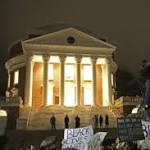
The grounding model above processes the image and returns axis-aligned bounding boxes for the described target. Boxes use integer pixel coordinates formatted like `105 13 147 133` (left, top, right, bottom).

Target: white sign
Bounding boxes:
63 126 93 150
137 120 150 149
91 132 107 149
142 120 150 139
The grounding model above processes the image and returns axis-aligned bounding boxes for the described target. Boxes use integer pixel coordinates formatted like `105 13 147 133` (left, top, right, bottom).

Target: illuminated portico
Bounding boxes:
6 27 117 108
22 54 115 107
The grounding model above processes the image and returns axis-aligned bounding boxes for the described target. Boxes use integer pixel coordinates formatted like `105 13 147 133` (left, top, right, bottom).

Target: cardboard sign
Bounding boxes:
117 117 144 142
142 120 150 139
63 126 93 150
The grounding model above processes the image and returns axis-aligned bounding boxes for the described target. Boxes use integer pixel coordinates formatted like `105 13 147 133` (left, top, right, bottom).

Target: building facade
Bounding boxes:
5 27 117 108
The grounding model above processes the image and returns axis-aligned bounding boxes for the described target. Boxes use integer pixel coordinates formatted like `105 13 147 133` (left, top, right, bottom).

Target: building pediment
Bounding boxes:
23 28 115 49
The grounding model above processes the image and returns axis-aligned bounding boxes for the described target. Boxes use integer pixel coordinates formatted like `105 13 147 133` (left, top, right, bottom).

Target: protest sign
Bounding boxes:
63 126 93 150
117 117 144 142
142 120 150 139
91 132 107 150
137 120 150 149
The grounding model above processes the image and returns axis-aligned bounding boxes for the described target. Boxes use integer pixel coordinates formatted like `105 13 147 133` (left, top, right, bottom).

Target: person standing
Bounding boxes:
75 115 80 128
94 115 98 128
99 115 103 127
105 114 109 127
50 114 56 129
64 115 69 128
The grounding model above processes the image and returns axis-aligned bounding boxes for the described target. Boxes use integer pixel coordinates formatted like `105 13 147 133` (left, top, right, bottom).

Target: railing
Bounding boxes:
0 96 21 107
115 96 143 106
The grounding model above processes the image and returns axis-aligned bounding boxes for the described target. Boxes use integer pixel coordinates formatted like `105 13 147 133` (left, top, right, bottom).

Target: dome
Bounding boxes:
8 41 23 59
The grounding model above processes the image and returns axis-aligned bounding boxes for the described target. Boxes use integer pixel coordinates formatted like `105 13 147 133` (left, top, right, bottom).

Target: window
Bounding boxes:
48 64 53 80
64 82 76 106
84 83 93 105
14 70 19 84
83 65 92 81
65 64 74 81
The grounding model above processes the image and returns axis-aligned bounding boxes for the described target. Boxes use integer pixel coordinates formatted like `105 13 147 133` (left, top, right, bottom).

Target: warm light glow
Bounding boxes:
0 110 7 116
14 70 19 84
81 57 91 64
47 82 53 105
65 57 75 64
33 55 43 62
83 65 92 81
97 58 105 64
48 64 54 80
64 82 76 106
102 65 109 106
50 56 60 63
65 64 75 80
84 83 93 105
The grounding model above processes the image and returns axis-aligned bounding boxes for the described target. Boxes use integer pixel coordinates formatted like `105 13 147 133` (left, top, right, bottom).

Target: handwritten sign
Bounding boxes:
117 117 144 142
63 126 93 150
142 120 150 139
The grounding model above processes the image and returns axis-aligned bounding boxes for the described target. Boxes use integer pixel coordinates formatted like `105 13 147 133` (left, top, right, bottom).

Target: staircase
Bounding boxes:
17 105 120 130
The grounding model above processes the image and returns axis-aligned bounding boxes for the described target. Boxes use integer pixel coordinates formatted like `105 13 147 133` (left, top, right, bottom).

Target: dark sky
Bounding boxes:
0 0 150 95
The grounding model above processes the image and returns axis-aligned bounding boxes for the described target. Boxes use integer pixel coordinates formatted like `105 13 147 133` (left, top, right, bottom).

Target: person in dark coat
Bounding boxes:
99 115 103 127
75 115 80 128
105 114 109 127
94 114 99 128
64 115 69 128
50 114 56 129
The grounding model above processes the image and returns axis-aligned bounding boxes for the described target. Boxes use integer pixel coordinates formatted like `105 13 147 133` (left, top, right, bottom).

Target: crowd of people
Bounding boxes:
49 114 109 129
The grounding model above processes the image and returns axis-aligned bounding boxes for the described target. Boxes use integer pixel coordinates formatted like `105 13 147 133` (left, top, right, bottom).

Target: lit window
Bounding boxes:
84 83 93 105
14 70 19 84
47 83 53 105
83 65 92 81
64 82 76 106
48 64 53 80
65 64 74 81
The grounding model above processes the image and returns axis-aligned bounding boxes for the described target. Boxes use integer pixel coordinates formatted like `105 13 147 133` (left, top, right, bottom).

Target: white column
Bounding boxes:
105 58 112 105
76 56 81 106
42 55 50 106
24 55 34 107
91 57 97 106
59 56 66 106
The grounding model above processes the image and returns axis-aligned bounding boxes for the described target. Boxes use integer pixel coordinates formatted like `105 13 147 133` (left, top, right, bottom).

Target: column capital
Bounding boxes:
105 58 111 64
75 56 82 63
91 57 97 64
59 55 66 62
26 54 33 62
42 55 50 62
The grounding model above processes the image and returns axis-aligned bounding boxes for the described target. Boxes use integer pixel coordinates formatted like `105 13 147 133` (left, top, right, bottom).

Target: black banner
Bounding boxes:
117 117 144 142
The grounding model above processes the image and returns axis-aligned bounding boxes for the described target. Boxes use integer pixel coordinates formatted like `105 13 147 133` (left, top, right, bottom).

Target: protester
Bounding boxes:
75 115 80 128
50 114 56 129
94 114 99 128
105 114 109 127
64 115 69 128
99 115 103 127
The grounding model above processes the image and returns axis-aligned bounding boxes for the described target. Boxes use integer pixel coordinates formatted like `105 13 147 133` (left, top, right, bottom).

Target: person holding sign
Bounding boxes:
64 115 69 128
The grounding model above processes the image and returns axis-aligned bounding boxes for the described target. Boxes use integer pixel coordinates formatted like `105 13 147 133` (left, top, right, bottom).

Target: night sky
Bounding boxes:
0 0 150 96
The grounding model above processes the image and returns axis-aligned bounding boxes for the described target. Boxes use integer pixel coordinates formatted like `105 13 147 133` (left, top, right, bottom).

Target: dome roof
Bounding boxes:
8 41 23 59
